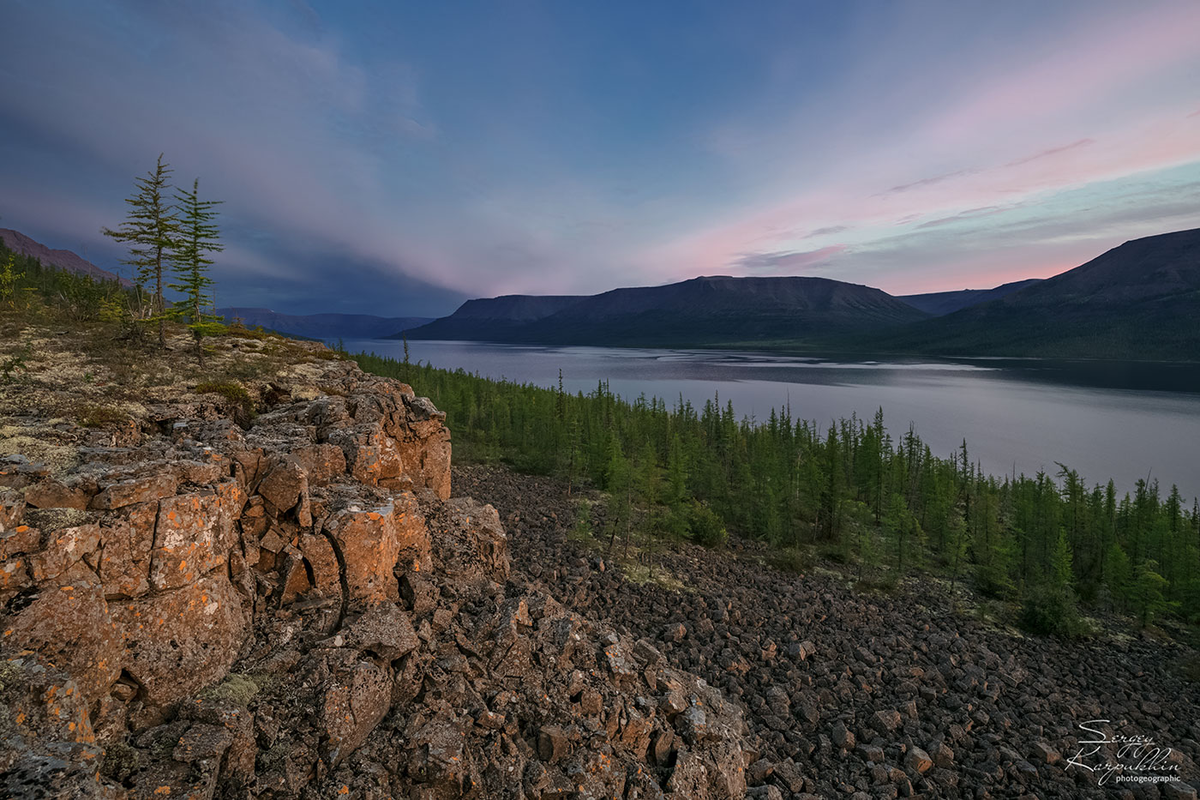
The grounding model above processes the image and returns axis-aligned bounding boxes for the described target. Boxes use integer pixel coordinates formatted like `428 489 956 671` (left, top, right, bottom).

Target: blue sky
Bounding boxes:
1 0 1198 316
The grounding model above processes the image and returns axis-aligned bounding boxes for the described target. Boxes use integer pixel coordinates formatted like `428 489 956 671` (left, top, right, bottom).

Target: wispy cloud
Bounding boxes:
1004 138 1094 168
916 205 1008 229
805 225 850 238
882 169 977 196
733 245 847 273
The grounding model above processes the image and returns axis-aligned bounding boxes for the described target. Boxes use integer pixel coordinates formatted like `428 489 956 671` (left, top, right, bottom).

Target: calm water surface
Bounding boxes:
343 339 1200 499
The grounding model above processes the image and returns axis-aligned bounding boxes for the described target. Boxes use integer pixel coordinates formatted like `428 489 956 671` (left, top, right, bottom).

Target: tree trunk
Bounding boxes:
155 253 165 348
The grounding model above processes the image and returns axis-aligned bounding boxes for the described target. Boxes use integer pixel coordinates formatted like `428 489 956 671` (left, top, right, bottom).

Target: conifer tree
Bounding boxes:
169 178 223 364
604 438 632 552
102 154 179 346
884 492 915 576
0 252 23 307
1105 541 1133 611
1130 559 1172 627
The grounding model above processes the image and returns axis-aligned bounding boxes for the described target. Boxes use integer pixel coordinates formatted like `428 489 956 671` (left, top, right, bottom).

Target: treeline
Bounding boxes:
0 238 128 321
354 351 1200 632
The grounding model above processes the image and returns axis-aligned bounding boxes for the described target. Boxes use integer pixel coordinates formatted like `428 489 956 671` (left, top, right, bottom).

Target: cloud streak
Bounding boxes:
882 169 977 196
733 245 848 273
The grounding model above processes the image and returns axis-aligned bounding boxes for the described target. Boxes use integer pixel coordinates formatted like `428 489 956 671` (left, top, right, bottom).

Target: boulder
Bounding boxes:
0 489 25 532
290 443 346 486
90 474 178 511
428 497 509 592
24 480 89 511
318 651 392 766
298 533 341 599
323 502 403 605
147 483 241 590
110 574 248 708
5 566 123 707
905 746 933 774
27 525 100 584
336 604 419 661
256 456 310 525
95 514 153 599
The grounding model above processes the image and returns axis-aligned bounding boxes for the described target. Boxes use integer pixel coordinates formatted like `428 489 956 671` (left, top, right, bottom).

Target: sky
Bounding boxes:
1 1 1199 317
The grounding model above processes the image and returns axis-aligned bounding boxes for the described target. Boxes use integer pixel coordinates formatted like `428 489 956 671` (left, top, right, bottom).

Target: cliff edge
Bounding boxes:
0 327 749 799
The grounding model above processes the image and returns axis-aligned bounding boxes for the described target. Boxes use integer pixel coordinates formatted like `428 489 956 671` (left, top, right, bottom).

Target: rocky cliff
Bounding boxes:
0 329 749 798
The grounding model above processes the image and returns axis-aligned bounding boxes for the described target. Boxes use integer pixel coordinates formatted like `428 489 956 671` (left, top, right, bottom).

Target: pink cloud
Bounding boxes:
647 105 1200 284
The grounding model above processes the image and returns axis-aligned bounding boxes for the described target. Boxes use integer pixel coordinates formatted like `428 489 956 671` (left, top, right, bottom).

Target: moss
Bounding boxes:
0 658 22 694
258 741 293 772
78 404 130 429
195 380 256 422
25 507 91 532
101 741 140 782
199 672 261 706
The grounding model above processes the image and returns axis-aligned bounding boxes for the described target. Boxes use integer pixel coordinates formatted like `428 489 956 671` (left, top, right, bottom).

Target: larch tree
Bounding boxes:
170 178 224 364
102 154 179 346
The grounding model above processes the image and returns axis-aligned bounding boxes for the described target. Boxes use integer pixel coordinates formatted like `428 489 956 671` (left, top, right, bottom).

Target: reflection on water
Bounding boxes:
342 339 1200 499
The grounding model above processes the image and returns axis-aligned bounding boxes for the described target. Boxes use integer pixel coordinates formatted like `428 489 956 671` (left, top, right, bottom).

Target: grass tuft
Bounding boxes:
195 380 256 422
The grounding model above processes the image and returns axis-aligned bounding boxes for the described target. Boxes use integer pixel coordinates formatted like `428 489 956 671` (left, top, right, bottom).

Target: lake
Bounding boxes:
342 339 1200 500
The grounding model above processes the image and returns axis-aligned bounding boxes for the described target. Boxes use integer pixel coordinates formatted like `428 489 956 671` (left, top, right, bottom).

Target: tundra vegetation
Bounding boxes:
354 352 1200 636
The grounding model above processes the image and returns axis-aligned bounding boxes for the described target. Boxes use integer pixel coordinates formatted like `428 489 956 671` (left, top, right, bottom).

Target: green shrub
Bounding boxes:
771 546 811 575
1020 583 1086 637
195 380 255 423
688 500 727 548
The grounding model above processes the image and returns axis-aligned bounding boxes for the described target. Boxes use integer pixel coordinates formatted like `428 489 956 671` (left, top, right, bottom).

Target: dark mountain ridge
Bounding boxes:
407 275 930 347
899 278 1042 316
401 294 584 341
870 227 1200 360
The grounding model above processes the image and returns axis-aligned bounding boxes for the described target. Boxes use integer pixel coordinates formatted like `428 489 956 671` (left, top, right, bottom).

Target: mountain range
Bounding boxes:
897 278 1041 316
869 227 1200 360
6 223 1198 360
403 228 1200 360
406 276 927 347
0 228 131 285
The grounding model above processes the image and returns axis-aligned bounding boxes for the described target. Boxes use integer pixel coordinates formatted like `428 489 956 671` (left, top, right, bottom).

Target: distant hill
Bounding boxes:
0 228 130 285
399 294 584 341
217 308 431 339
407 276 929 347
899 278 1041 316
871 228 1200 360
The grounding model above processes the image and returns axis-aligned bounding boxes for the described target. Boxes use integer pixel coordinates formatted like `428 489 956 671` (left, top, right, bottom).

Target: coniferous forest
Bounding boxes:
355 351 1200 633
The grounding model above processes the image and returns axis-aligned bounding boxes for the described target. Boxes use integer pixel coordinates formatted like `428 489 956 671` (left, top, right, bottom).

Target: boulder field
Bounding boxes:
0 339 748 798
457 466 1200 800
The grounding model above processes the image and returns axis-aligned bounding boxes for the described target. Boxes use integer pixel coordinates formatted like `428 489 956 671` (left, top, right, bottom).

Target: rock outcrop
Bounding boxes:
0 337 749 798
